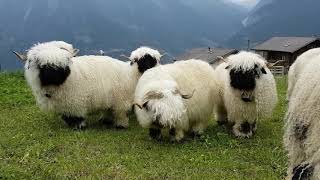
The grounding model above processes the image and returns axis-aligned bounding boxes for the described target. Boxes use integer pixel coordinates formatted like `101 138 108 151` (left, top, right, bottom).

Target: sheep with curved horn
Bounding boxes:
134 59 219 142
13 43 160 129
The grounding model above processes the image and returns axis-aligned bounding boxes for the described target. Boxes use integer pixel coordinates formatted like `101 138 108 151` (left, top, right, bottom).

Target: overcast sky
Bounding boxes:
226 0 259 8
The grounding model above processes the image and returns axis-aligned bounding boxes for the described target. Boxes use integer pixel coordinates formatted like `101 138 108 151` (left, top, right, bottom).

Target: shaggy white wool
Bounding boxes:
130 46 162 62
226 51 266 72
214 51 278 137
135 80 188 130
29 41 75 55
135 59 219 140
287 48 320 102
284 53 320 179
27 46 73 68
28 55 141 128
23 44 160 129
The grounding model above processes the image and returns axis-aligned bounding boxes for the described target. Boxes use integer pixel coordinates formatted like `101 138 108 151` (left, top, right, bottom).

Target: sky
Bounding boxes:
226 0 259 8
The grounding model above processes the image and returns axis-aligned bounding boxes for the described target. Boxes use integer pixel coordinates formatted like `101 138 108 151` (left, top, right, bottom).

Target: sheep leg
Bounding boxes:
62 115 86 130
285 123 309 179
191 121 207 137
114 113 129 129
169 128 185 142
174 129 185 142
290 163 314 180
149 128 162 141
100 108 115 126
216 105 228 126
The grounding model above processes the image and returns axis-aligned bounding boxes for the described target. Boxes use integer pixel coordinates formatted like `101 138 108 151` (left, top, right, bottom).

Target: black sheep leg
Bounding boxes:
62 115 86 130
292 164 313 180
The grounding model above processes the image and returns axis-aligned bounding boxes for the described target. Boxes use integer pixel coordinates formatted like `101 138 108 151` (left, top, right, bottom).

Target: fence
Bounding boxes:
270 66 287 76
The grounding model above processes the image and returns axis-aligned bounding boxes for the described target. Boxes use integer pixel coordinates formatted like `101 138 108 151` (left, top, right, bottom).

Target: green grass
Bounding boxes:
0 72 288 179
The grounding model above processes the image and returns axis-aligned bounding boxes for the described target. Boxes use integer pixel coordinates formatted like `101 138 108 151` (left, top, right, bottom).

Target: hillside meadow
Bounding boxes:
0 72 288 179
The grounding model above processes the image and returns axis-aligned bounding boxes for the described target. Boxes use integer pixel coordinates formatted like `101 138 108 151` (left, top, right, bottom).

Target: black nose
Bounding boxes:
241 97 252 102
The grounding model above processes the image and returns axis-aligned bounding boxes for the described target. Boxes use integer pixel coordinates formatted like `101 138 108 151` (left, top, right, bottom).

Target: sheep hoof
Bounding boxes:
149 128 162 141
292 164 313 180
115 125 127 130
100 117 114 126
217 120 228 126
62 115 86 130
74 121 87 130
169 128 181 143
190 132 202 138
233 122 256 138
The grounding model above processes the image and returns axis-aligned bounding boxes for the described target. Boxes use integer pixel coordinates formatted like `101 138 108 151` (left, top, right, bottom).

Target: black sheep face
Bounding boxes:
38 64 71 86
132 54 158 74
228 64 267 91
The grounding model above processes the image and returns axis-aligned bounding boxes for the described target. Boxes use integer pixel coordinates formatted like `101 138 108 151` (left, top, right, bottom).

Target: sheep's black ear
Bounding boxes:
137 54 158 73
143 101 149 111
38 64 70 86
261 68 267 74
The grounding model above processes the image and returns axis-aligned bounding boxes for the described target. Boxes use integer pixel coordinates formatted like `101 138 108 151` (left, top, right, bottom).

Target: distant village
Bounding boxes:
175 36 320 75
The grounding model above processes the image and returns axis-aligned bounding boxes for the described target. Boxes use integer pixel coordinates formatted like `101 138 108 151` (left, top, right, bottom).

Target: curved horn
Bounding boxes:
60 47 80 57
73 49 80 57
12 51 27 62
120 54 131 60
133 103 142 109
174 89 196 99
160 52 168 58
144 91 164 100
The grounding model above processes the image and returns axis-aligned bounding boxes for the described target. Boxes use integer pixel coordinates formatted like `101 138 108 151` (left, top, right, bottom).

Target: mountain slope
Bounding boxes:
0 0 246 69
225 0 320 48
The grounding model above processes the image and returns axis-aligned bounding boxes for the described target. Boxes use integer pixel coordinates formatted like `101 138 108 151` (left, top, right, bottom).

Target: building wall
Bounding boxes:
292 40 320 64
254 40 320 67
255 50 291 66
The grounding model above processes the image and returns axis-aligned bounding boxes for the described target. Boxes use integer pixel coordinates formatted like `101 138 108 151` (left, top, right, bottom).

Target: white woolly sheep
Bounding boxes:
287 48 320 102
214 51 278 138
13 44 161 129
284 52 320 180
134 60 219 142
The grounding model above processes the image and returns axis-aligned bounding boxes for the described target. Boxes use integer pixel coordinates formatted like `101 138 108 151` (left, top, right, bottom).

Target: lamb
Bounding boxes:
287 48 320 102
214 51 278 138
134 59 219 142
13 43 161 129
284 52 320 180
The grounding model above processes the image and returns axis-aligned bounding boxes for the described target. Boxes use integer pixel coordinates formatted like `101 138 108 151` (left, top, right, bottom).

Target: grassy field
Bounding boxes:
0 72 288 179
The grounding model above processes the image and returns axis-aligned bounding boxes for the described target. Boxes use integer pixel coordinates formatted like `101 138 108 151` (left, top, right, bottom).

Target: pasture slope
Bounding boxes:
0 72 287 179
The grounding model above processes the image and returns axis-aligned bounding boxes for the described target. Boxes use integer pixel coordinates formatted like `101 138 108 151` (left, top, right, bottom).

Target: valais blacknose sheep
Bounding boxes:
134 60 219 142
214 51 278 138
287 48 320 102
14 43 161 129
284 51 320 180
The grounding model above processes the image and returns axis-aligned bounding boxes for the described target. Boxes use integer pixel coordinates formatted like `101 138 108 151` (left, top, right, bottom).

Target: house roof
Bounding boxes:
175 48 238 64
252 37 319 53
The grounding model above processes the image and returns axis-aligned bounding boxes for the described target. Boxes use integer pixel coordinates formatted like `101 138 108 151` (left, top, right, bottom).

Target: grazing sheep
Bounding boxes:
284 52 320 180
287 48 320 102
13 44 160 129
134 60 219 142
214 51 278 138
